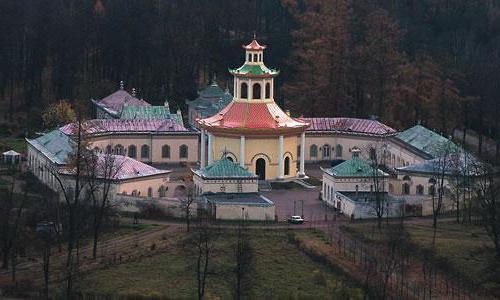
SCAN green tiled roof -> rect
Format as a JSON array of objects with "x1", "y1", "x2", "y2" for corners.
[
  {"x1": 120, "y1": 105, "x2": 170, "y2": 120},
  {"x1": 323, "y1": 156, "x2": 388, "y2": 178},
  {"x1": 229, "y1": 64, "x2": 279, "y2": 77},
  {"x1": 26, "y1": 129, "x2": 75, "y2": 165},
  {"x1": 194, "y1": 159, "x2": 257, "y2": 179},
  {"x1": 396, "y1": 125, "x2": 456, "y2": 158},
  {"x1": 199, "y1": 81, "x2": 225, "y2": 99}
]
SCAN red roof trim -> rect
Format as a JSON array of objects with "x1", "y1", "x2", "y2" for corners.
[{"x1": 242, "y1": 39, "x2": 267, "y2": 50}]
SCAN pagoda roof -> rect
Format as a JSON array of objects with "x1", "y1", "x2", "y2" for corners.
[
  {"x1": 322, "y1": 156, "x2": 388, "y2": 178},
  {"x1": 229, "y1": 64, "x2": 279, "y2": 78},
  {"x1": 93, "y1": 90, "x2": 150, "y2": 116},
  {"x1": 193, "y1": 158, "x2": 257, "y2": 179},
  {"x1": 304, "y1": 117, "x2": 397, "y2": 136},
  {"x1": 198, "y1": 101, "x2": 309, "y2": 135},
  {"x1": 243, "y1": 39, "x2": 267, "y2": 51}
]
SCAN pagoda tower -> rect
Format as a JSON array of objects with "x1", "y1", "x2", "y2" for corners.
[{"x1": 197, "y1": 39, "x2": 309, "y2": 180}]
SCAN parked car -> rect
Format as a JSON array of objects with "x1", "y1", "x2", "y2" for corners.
[{"x1": 288, "y1": 215, "x2": 304, "y2": 224}]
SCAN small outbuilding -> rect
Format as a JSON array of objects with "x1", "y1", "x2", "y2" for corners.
[
  {"x1": 2, "y1": 150, "x2": 21, "y2": 165},
  {"x1": 202, "y1": 192, "x2": 275, "y2": 221}
]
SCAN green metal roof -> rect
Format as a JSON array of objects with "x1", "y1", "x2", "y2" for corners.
[
  {"x1": 120, "y1": 105, "x2": 170, "y2": 120},
  {"x1": 199, "y1": 81, "x2": 225, "y2": 98},
  {"x1": 396, "y1": 125, "x2": 456, "y2": 158},
  {"x1": 26, "y1": 129, "x2": 75, "y2": 165},
  {"x1": 323, "y1": 156, "x2": 388, "y2": 178},
  {"x1": 194, "y1": 158, "x2": 257, "y2": 179},
  {"x1": 229, "y1": 64, "x2": 279, "y2": 77}
]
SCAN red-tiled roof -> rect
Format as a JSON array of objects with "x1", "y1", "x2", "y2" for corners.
[
  {"x1": 96, "y1": 90, "x2": 150, "y2": 115},
  {"x1": 60, "y1": 155, "x2": 170, "y2": 180},
  {"x1": 243, "y1": 39, "x2": 266, "y2": 51},
  {"x1": 303, "y1": 118, "x2": 396, "y2": 136},
  {"x1": 198, "y1": 101, "x2": 308, "y2": 134},
  {"x1": 60, "y1": 119, "x2": 191, "y2": 136}
]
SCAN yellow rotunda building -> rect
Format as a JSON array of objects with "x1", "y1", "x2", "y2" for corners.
[{"x1": 198, "y1": 39, "x2": 309, "y2": 180}]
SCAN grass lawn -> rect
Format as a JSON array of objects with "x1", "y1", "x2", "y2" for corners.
[
  {"x1": 342, "y1": 220, "x2": 500, "y2": 295},
  {"x1": 77, "y1": 230, "x2": 364, "y2": 299},
  {"x1": 0, "y1": 137, "x2": 26, "y2": 153}
]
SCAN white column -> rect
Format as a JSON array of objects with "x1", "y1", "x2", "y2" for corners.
[
  {"x1": 200, "y1": 129, "x2": 206, "y2": 168},
  {"x1": 299, "y1": 132, "x2": 306, "y2": 177},
  {"x1": 278, "y1": 135, "x2": 284, "y2": 179},
  {"x1": 298, "y1": 132, "x2": 306, "y2": 177},
  {"x1": 208, "y1": 133, "x2": 214, "y2": 165},
  {"x1": 239, "y1": 135, "x2": 245, "y2": 168}
]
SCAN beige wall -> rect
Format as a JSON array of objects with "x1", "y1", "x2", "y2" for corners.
[
  {"x1": 27, "y1": 144, "x2": 61, "y2": 191},
  {"x1": 211, "y1": 134, "x2": 299, "y2": 180},
  {"x1": 193, "y1": 175, "x2": 258, "y2": 195},
  {"x1": 303, "y1": 133, "x2": 428, "y2": 170},
  {"x1": 214, "y1": 203, "x2": 275, "y2": 221},
  {"x1": 322, "y1": 171, "x2": 388, "y2": 203},
  {"x1": 117, "y1": 175, "x2": 185, "y2": 198},
  {"x1": 88, "y1": 134, "x2": 199, "y2": 164}
]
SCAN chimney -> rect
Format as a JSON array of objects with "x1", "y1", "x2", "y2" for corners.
[{"x1": 119, "y1": 80, "x2": 124, "y2": 90}]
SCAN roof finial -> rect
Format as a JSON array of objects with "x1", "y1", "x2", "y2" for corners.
[
  {"x1": 253, "y1": 31, "x2": 256, "y2": 40},
  {"x1": 119, "y1": 80, "x2": 124, "y2": 90},
  {"x1": 132, "y1": 88, "x2": 136, "y2": 97}
]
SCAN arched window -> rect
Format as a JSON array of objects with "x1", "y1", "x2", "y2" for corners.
[
  {"x1": 147, "y1": 187, "x2": 153, "y2": 197},
  {"x1": 416, "y1": 185, "x2": 424, "y2": 195},
  {"x1": 105, "y1": 145, "x2": 112, "y2": 154},
  {"x1": 179, "y1": 144, "x2": 188, "y2": 159},
  {"x1": 141, "y1": 145, "x2": 149, "y2": 159},
  {"x1": 253, "y1": 53, "x2": 258, "y2": 62},
  {"x1": 403, "y1": 175, "x2": 411, "y2": 181},
  {"x1": 240, "y1": 82, "x2": 248, "y2": 99},
  {"x1": 322, "y1": 144, "x2": 330, "y2": 158},
  {"x1": 114, "y1": 144, "x2": 124, "y2": 155},
  {"x1": 128, "y1": 145, "x2": 137, "y2": 158},
  {"x1": 369, "y1": 148, "x2": 377, "y2": 160},
  {"x1": 403, "y1": 183, "x2": 410, "y2": 195},
  {"x1": 248, "y1": 53, "x2": 252, "y2": 62},
  {"x1": 226, "y1": 157, "x2": 234, "y2": 162},
  {"x1": 310, "y1": 145, "x2": 318, "y2": 158},
  {"x1": 158, "y1": 186, "x2": 167, "y2": 197},
  {"x1": 284, "y1": 157, "x2": 290, "y2": 176},
  {"x1": 253, "y1": 83, "x2": 261, "y2": 99},
  {"x1": 335, "y1": 145, "x2": 343, "y2": 157},
  {"x1": 259, "y1": 53, "x2": 262, "y2": 61},
  {"x1": 162, "y1": 145, "x2": 170, "y2": 158},
  {"x1": 265, "y1": 83, "x2": 271, "y2": 98}
]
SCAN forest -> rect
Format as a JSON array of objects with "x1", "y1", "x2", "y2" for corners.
[{"x1": 1, "y1": 0, "x2": 499, "y2": 144}]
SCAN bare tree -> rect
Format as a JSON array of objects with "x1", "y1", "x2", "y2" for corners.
[
  {"x1": 430, "y1": 141, "x2": 455, "y2": 231},
  {"x1": 194, "y1": 216, "x2": 215, "y2": 300},
  {"x1": 85, "y1": 152, "x2": 123, "y2": 259},
  {"x1": 362, "y1": 141, "x2": 389, "y2": 229},
  {"x1": 0, "y1": 169, "x2": 27, "y2": 270},
  {"x1": 233, "y1": 219, "x2": 253, "y2": 299},
  {"x1": 471, "y1": 162, "x2": 500, "y2": 257},
  {"x1": 181, "y1": 184, "x2": 195, "y2": 233}
]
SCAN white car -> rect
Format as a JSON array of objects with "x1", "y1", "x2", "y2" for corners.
[{"x1": 288, "y1": 215, "x2": 304, "y2": 224}]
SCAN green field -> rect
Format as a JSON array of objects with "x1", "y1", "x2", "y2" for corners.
[
  {"x1": 77, "y1": 230, "x2": 364, "y2": 299},
  {"x1": 342, "y1": 220, "x2": 500, "y2": 295}
]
